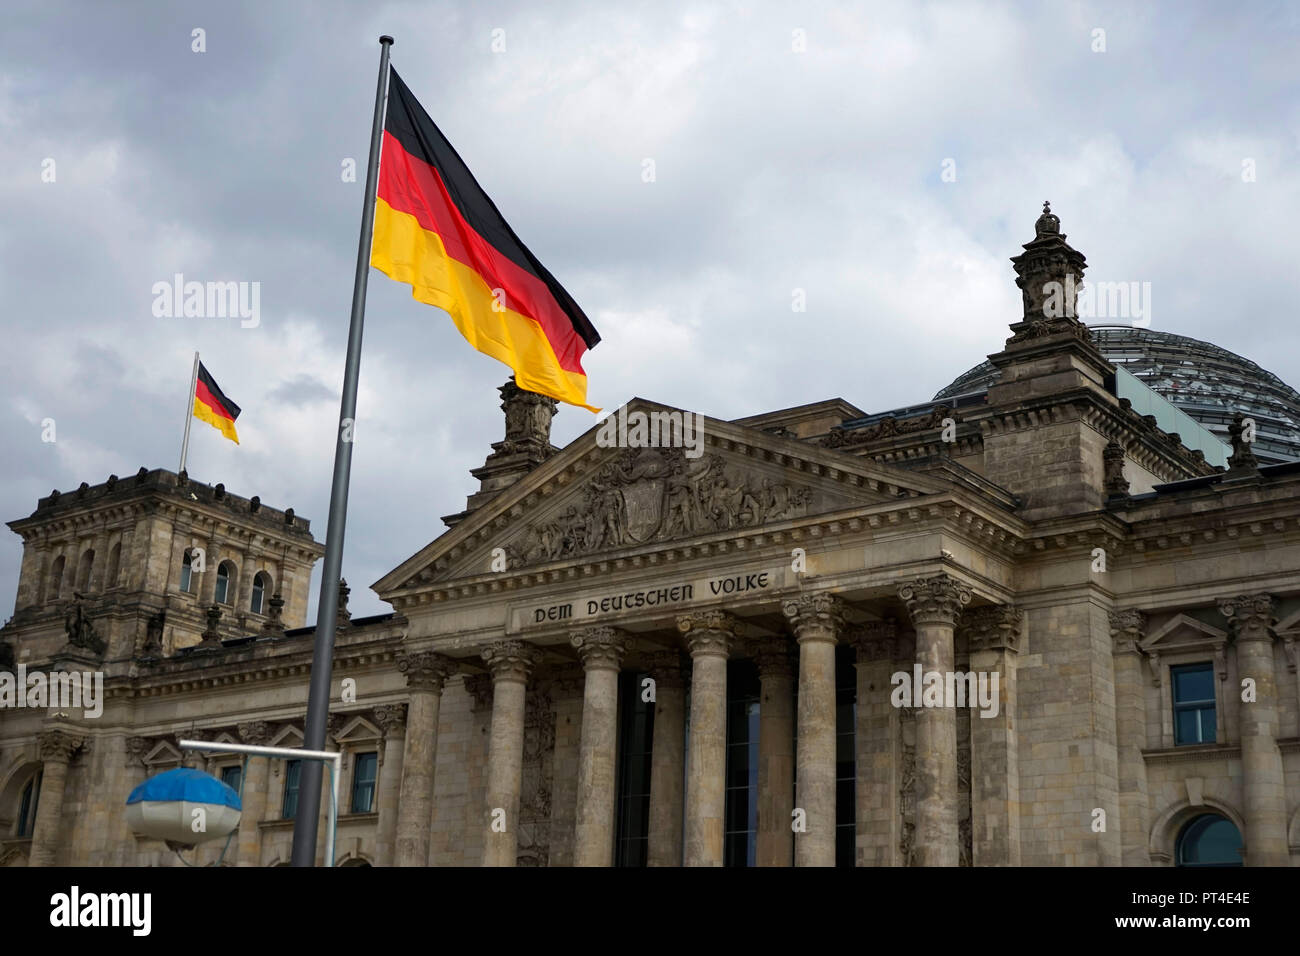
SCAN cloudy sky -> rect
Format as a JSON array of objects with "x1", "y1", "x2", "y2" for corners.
[{"x1": 2, "y1": 0, "x2": 1297, "y2": 622}]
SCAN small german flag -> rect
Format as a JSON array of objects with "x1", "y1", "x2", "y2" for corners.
[
  {"x1": 370, "y1": 68, "x2": 600, "y2": 411},
  {"x1": 193, "y1": 362, "x2": 241, "y2": 444}
]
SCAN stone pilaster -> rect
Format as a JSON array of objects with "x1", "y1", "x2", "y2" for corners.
[
  {"x1": 117, "y1": 737, "x2": 151, "y2": 865},
  {"x1": 645, "y1": 651, "x2": 686, "y2": 867},
  {"x1": 372, "y1": 703, "x2": 408, "y2": 866},
  {"x1": 395, "y1": 652, "x2": 454, "y2": 867},
  {"x1": 854, "y1": 621, "x2": 901, "y2": 866},
  {"x1": 754, "y1": 639, "x2": 796, "y2": 867},
  {"x1": 1109, "y1": 610, "x2": 1150, "y2": 866},
  {"x1": 235, "y1": 720, "x2": 271, "y2": 867},
  {"x1": 964, "y1": 604, "x2": 1024, "y2": 866},
  {"x1": 782, "y1": 593, "x2": 845, "y2": 867},
  {"x1": 480, "y1": 640, "x2": 541, "y2": 866},
  {"x1": 29, "y1": 729, "x2": 86, "y2": 867},
  {"x1": 1219, "y1": 594, "x2": 1289, "y2": 866},
  {"x1": 570, "y1": 626, "x2": 628, "y2": 867},
  {"x1": 898, "y1": 574, "x2": 971, "y2": 866},
  {"x1": 678, "y1": 610, "x2": 737, "y2": 866}
]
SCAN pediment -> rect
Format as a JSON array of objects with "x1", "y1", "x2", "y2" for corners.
[
  {"x1": 1141, "y1": 613, "x2": 1227, "y2": 651},
  {"x1": 336, "y1": 715, "x2": 381, "y2": 742},
  {"x1": 375, "y1": 398, "x2": 951, "y2": 595}
]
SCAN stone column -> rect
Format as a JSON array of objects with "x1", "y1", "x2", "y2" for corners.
[
  {"x1": 373, "y1": 703, "x2": 408, "y2": 866},
  {"x1": 965, "y1": 605, "x2": 1024, "y2": 866},
  {"x1": 1220, "y1": 594, "x2": 1289, "y2": 866},
  {"x1": 782, "y1": 593, "x2": 845, "y2": 867},
  {"x1": 481, "y1": 640, "x2": 541, "y2": 867},
  {"x1": 570, "y1": 626, "x2": 628, "y2": 866},
  {"x1": 854, "y1": 622, "x2": 902, "y2": 866},
  {"x1": 645, "y1": 651, "x2": 686, "y2": 866},
  {"x1": 199, "y1": 537, "x2": 221, "y2": 605},
  {"x1": 898, "y1": 574, "x2": 971, "y2": 867},
  {"x1": 1109, "y1": 610, "x2": 1150, "y2": 866},
  {"x1": 395, "y1": 652, "x2": 454, "y2": 867},
  {"x1": 29, "y1": 729, "x2": 86, "y2": 867},
  {"x1": 235, "y1": 721, "x2": 271, "y2": 866},
  {"x1": 678, "y1": 610, "x2": 737, "y2": 867},
  {"x1": 87, "y1": 527, "x2": 109, "y2": 591},
  {"x1": 754, "y1": 640, "x2": 796, "y2": 867},
  {"x1": 117, "y1": 737, "x2": 152, "y2": 865}
]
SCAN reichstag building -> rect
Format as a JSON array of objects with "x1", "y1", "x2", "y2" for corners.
[{"x1": 3, "y1": 205, "x2": 1298, "y2": 867}]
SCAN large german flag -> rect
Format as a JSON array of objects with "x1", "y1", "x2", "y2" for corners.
[
  {"x1": 193, "y1": 362, "x2": 240, "y2": 444},
  {"x1": 370, "y1": 68, "x2": 600, "y2": 411}
]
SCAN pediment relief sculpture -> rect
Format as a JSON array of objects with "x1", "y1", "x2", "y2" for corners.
[{"x1": 504, "y1": 447, "x2": 814, "y2": 568}]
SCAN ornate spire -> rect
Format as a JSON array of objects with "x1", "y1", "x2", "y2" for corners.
[
  {"x1": 1006, "y1": 200, "x2": 1090, "y2": 343},
  {"x1": 1226, "y1": 412, "x2": 1259, "y2": 476},
  {"x1": 1035, "y1": 200, "x2": 1060, "y2": 238}
]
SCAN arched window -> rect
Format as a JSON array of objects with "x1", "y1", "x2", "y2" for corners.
[
  {"x1": 1176, "y1": 813, "x2": 1243, "y2": 867},
  {"x1": 180, "y1": 550, "x2": 194, "y2": 593},
  {"x1": 49, "y1": 556, "x2": 66, "y2": 602},
  {"x1": 215, "y1": 562, "x2": 234, "y2": 605},
  {"x1": 250, "y1": 571, "x2": 270, "y2": 614},
  {"x1": 105, "y1": 542, "x2": 121, "y2": 590},
  {"x1": 76, "y1": 549, "x2": 94, "y2": 591},
  {"x1": 17, "y1": 771, "x2": 42, "y2": 838}
]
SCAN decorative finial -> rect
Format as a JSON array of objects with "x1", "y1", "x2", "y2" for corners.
[{"x1": 1034, "y1": 201, "x2": 1060, "y2": 238}]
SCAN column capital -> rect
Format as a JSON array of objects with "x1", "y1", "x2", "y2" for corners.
[
  {"x1": 963, "y1": 605, "x2": 1025, "y2": 654},
  {"x1": 237, "y1": 720, "x2": 272, "y2": 746},
  {"x1": 753, "y1": 639, "x2": 796, "y2": 680},
  {"x1": 570, "y1": 626, "x2": 629, "y2": 671},
  {"x1": 781, "y1": 592, "x2": 845, "y2": 642},
  {"x1": 1218, "y1": 593, "x2": 1275, "y2": 642},
  {"x1": 398, "y1": 650, "x2": 457, "y2": 691},
  {"x1": 372, "y1": 703, "x2": 408, "y2": 737},
  {"x1": 677, "y1": 610, "x2": 738, "y2": 658},
  {"x1": 853, "y1": 620, "x2": 898, "y2": 662},
  {"x1": 898, "y1": 574, "x2": 971, "y2": 627},
  {"x1": 1108, "y1": 609, "x2": 1147, "y2": 655},
  {"x1": 38, "y1": 729, "x2": 85, "y2": 763},
  {"x1": 481, "y1": 639, "x2": 542, "y2": 683},
  {"x1": 644, "y1": 650, "x2": 687, "y2": 688},
  {"x1": 464, "y1": 673, "x2": 494, "y2": 711}
]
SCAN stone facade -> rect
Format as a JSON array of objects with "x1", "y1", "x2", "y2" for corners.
[{"x1": 2, "y1": 207, "x2": 1298, "y2": 867}]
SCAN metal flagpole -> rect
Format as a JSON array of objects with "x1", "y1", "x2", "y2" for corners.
[
  {"x1": 178, "y1": 350, "x2": 199, "y2": 473},
  {"x1": 290, "y1": 34, "x2": 393, "y2": 867}
]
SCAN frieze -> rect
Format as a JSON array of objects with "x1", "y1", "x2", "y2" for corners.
[{"x1": 504, "y1": 447, "x2": 812, "y2": 568}]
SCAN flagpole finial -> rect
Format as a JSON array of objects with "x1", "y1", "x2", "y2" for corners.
[{"x1": 380, "y1": 35, "x2": 394, "y2": 45}]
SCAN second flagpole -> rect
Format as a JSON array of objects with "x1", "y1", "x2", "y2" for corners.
[{"x1": 289, "y1": 34, "x2": 393, "y2": 867}]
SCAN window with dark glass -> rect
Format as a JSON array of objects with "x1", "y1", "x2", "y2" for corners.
[
  {"x1": 250, "y1": 572, "x2": 269, "y2": 614},
  {"x1": 282, "y1": 760, "x2": 302, "y2": 819},
  {"x1": 49, "y1": 555, "x2": 65, "y2": 601},
  {"x1": 1177, "y1": 813, "x2": 1242, "y2": 866},
  {"x1": 614, "y1": 671, "x2": 654, "y2": 866},
  {"x1": 215, "y1": 563, "x2": 232, "y2": 604},
  {"x1": 351, "y1": 752, "x2": 378, "y2": 813},
  {"x1": 17, "y1": 772, "x2": 42, "y2": 837},
  {"x1": 724, "y1": 661, "x2": 760, "y2": 867},
  {"x1": 1172, "y1": 663, "x2": 1215, "y2": 745},
  {"x1": 835, "y1": 643, "x2": 857, "y2": 866},
  {"x1": 180, "y1": 551, "x2": 193, "y2": 593},
  {"x1": 220, "y1": 764, "x2": 242, "y2": 796}
]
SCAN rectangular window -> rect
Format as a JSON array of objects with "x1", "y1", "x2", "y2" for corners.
[
  {"x1": 835, "y1": 643, "x2": 857, "y2": 866},
  {"x1": 724, "y1": 661, "x2": 760, "y2": 867},
  {"x1": 220, "y1": 764, "x2": 242, "y2": 795},
  {"x1": 1172, "y1": 663, "x2": 1216, "y2": 745},
  {"x1": 282, "y1": 760, "x2": 302, "y2": 819},
  {"x1": 614, "y1": 671, "x2": 654, "y2": 866},
  {"x1": 351, "y1": 752, "x2": 378, "y2": 813}
]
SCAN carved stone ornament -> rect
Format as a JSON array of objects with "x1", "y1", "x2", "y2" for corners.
[
  {"x1": 398, "y1": 650, "x2": 456, "y2": 691},
  {"x1": 125, "y1": 736, "x2": 151, "y2": 769},
  {"x1": 63, "y1": 593, "x2": 106, "y2": 656},
  {"x1": 898, "y1": 575, "x2": 972, "y2": 627},
  {"x1": 1107, "y1": 609, "x2": 1146, "y2": 655},
  {"x1": 1103, "y1": 440, "x2": 1130, "y2": 497},
  {"x1": 781, "y1": 592, "x2": 845, "y2": 641},
  {"x1": 644, "y1": 650, "x2": 686, "y2": 687},
  {"x1": 1226, "y1": 412, "x2": 1259, "y2": 474},
  {"x1": 481, "y1": 640, "x2": 542, "y2": 683},
  {"x1": 38, "y1": 729, "x2": 85, "y2": 763},
  {"x1": 505, "y1": 447, "x2": 812, "y2": 568},
  {"x1": 753, "y1": 640, "x2": 796, "y2": 680},
  {"x1": 854, "y1": 620, "x2": 898, "y2": 662},
  {"x1": 372, "y1": 703, "x2": 408, "y2": 736},
  {"x1": 238, "y1": 720, "x2": 272, "y2": 746},
  {"x1": 963, "y1": 605, "x2": 1025, "y2": 654},
  {"x1": 1218, "y1": 593, "x2": 1275, "y2": 642},
  {"x1": 824, "y1": 406, "x2": 952, "y2": 450},
  {"x1": 570, "y1": 626, "x2": 628, "y2": 671},
  {"x1": 677, "y1": 610, "x2": 739, "y2": 657}
]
